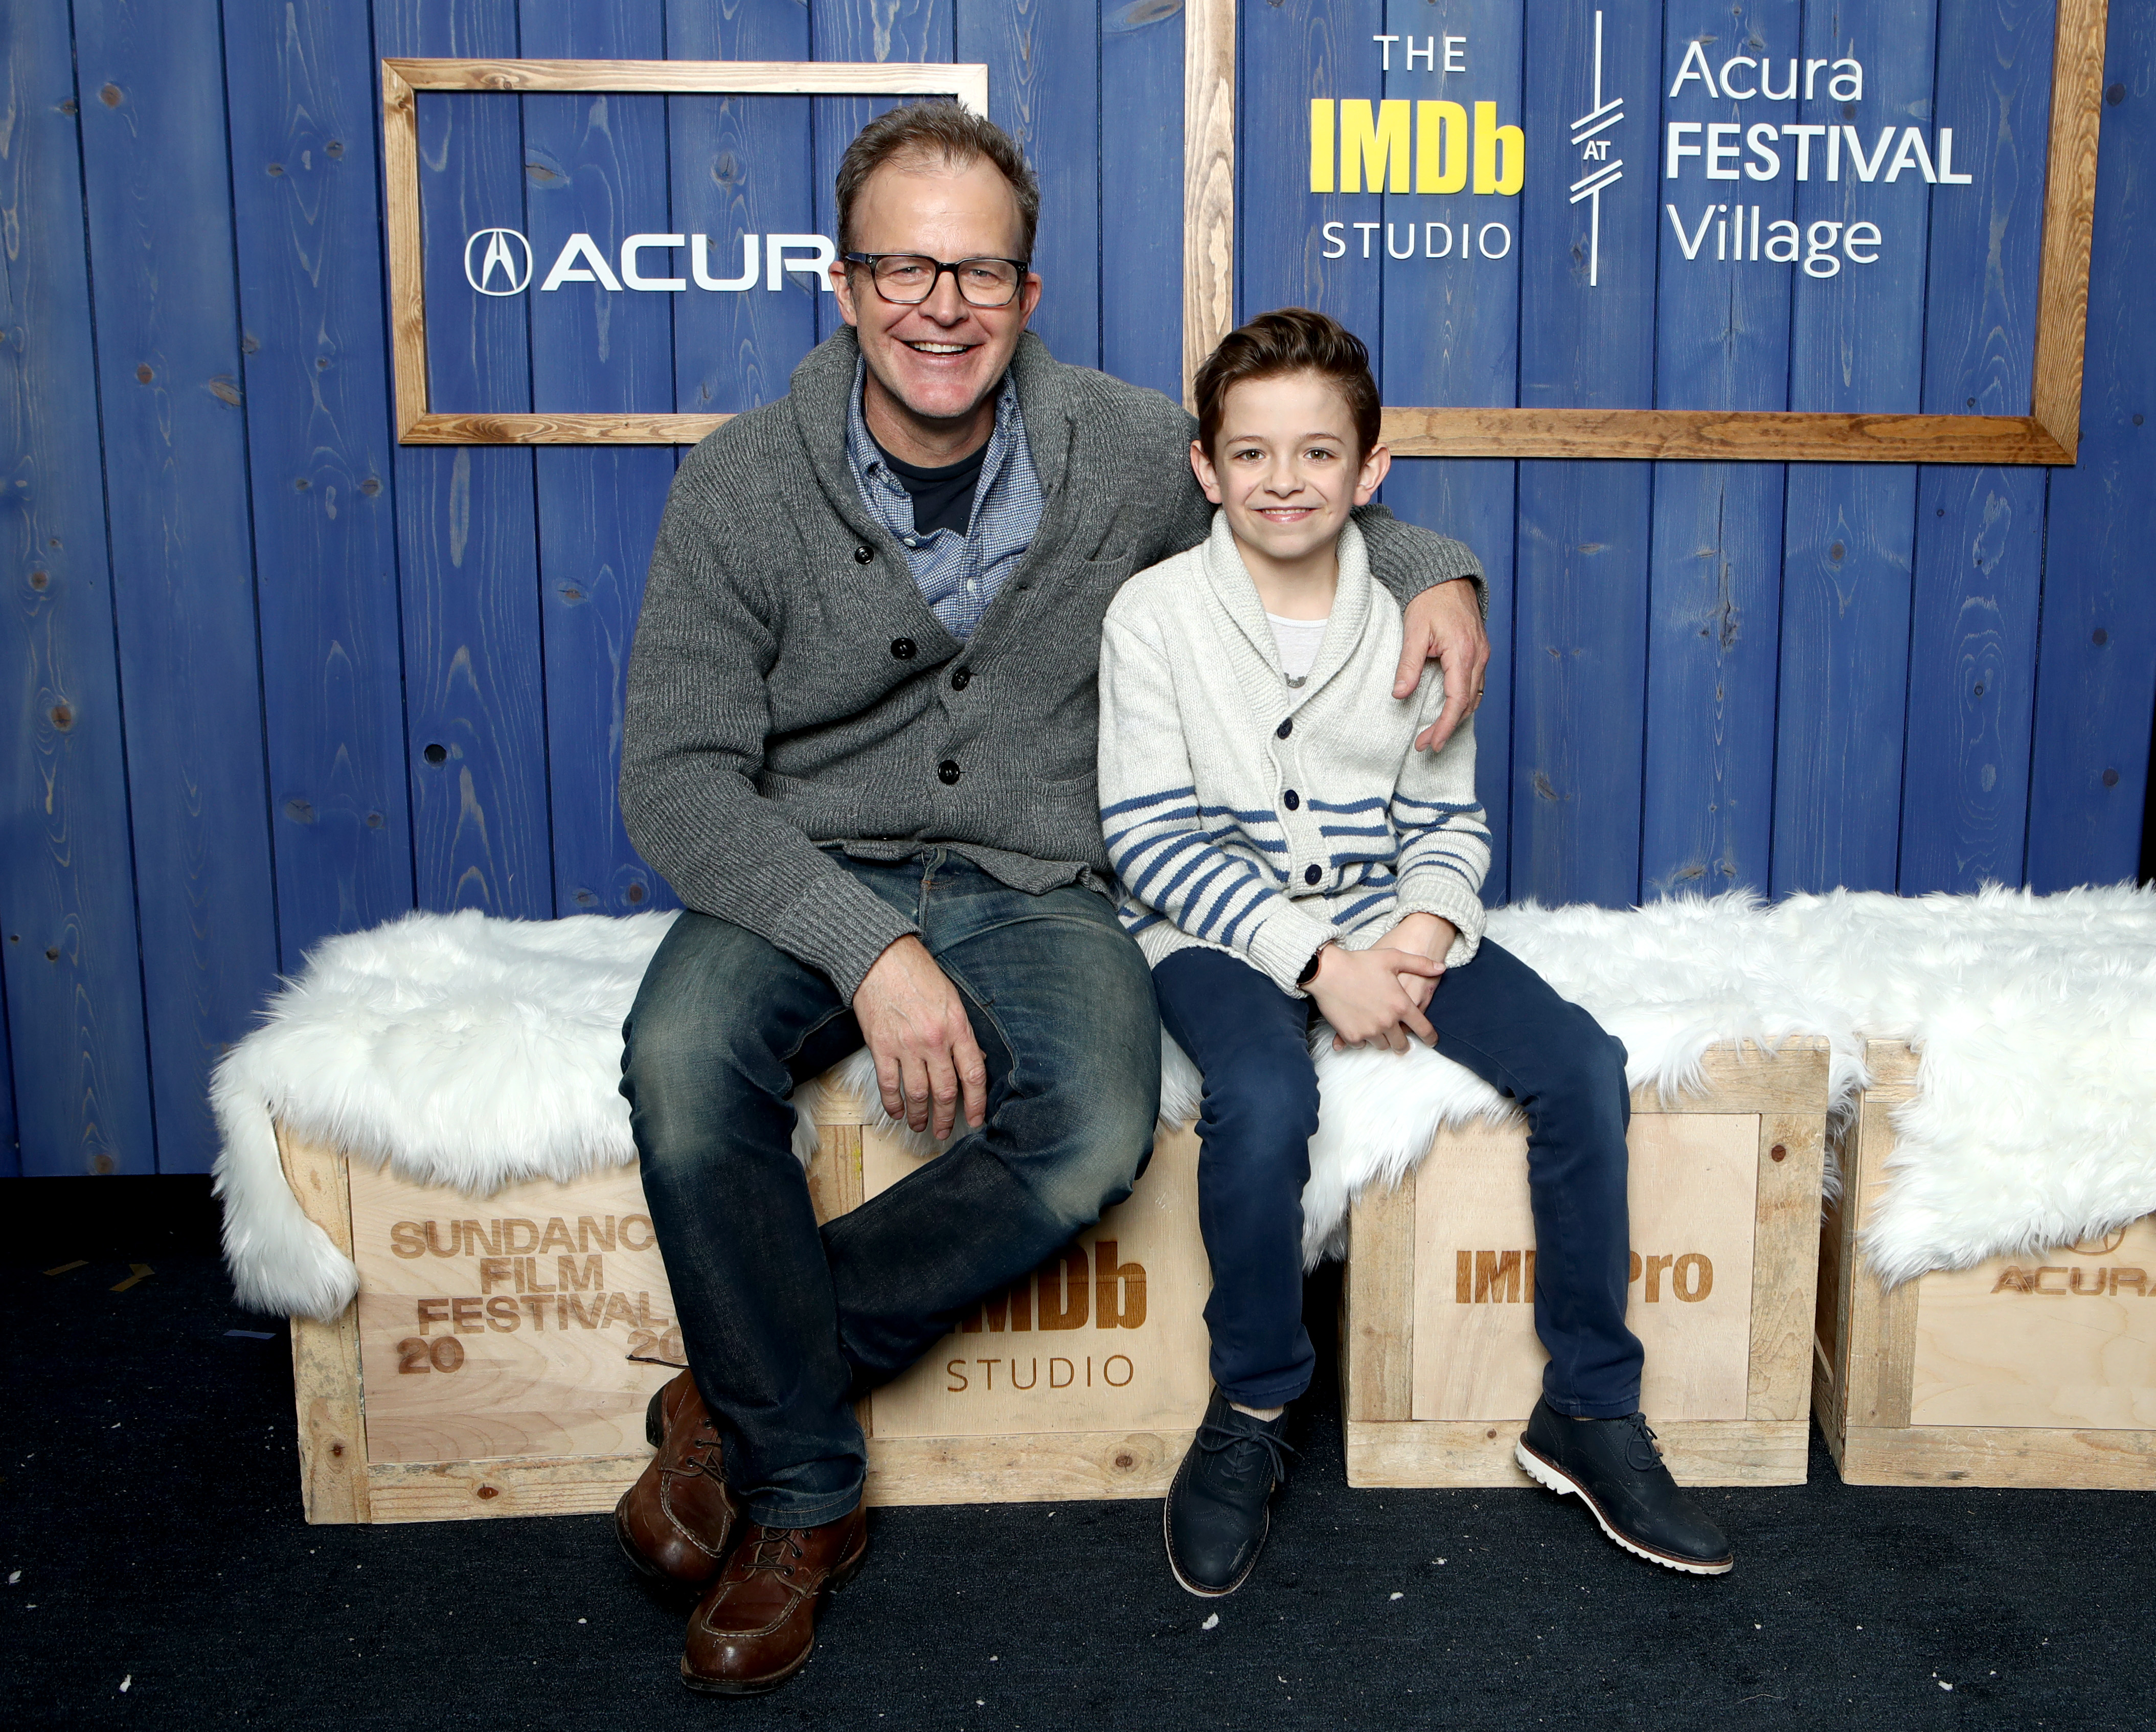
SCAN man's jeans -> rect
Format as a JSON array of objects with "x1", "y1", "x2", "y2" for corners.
[{"x1": 621, "y1": 851, "x2": 1161, "y2": 1528}]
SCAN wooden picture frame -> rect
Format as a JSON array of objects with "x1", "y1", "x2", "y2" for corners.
[
  {"x1": 379, "y1": 58, "x2": 989, "y2": 445},
  {"x1": 1181, "y1": 0, "x2": 2109, "y2": 463},
  {"x1": 385, "y1": 1, "x2": 2105, "y2": 460}
]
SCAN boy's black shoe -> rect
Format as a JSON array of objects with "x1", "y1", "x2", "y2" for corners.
[
  {"x1": 1163, "y1": 1389, "x2": 1297, "y2": 1597},
  {"x1": 1515, "y1": 1398, "x2": 1734, "y2": 1575}
]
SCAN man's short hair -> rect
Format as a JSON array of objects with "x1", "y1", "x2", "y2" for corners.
[
  {"x1": 1193, "y1": 308, "x2": 1383, "y2": 462},
  {"x1": 834, "y1": 103, "x2": 1041, "y2": 262}
]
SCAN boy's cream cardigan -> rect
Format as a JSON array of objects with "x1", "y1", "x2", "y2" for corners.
[{"x1": 1096, "y1": 511, "x2": 1491, "y2": 997}]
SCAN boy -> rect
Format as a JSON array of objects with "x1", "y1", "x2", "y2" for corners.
[{"x1": 1095, "y1": 310, "x2": 1733, "y2": 1594}]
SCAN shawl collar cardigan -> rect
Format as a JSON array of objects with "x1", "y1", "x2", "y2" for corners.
[
  {"x1": 1097, "y1": 513, "x2": 1492, "y2": 996},
  {"x1": 621, "y1": 326, "x2": 1484, "y2": 1001}
]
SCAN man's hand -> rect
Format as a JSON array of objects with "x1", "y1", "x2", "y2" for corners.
[
  {"x1": 1307, "y1": 944, "x2": 1442, "y2": 1054},
  {"x1": 854, "y1": 936, "x2": 988, "y2": 1139},
  {"x1": 1385, "y1": 912, "x2": 1459, "y2": 1010},
  {"x1": 1394, "y1": 579, "x2": 1492, "y2": 754}
]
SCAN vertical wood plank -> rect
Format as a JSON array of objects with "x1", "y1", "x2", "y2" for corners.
[
  {"x1": 1773, "y1": 465, "x2": 1919, "y2": 894},
  {"x1": 809, "y1": 1110, "x2": 873, "y2": 1442},
  {"x1": 1181, "y1": 0, "x2": 1236, "y2": 397},
  {"x1": 277, "y1": 1126, "x2": 370, "y2": 1523},
  {"x1": 1099, "y1": 0, "x2": 1184, "y2": 402},
  {"x1": 379, "y1": 1, "x2": 553, "y2": 918},
  {"x1": 1842, "y1": 1041, "x2": 1920, "y2": 1430},
  {"x1": 2027, "y1": 0, "x2": 2156, "y2": 889},
  {"x1": 1235, "y1": 0, "x2": 1380, "y2": 339},
  {"x1": 812, "y1": 1, "x2": 956, "y2": 348},
  {"x1": 1813, "y1": 1150, "x2": 1852, "y2": 1456},
  {"x1": 1642, "y1": 1, "x2": 1800, "y2": 902},
  {"x1": 1643, "y1": 460, "x2": 1787, "y2": 898},
  {"x1": 1385, "y1": 457, "x2": 1518, "y2": 907},
  {"x1": 1773, "y1": 0, "x2": 1937, "y2": 896},
  {"x1": 662, "y1": 0, "x2": 815, "y2": 921},
  {"x1": 221, "y1": 0, "x2": 416, "y2": 967},
  {"x1": 1376, "y1": 0, "x2": 1521, "y2": 904},
  {"x1": 1346, "y1": 1176, "x2": 1417, "y2": 1422},
  {"x1": 0, "y1": 4, "x2": 157, "y2": 1176},
  {"x1": 1745, "y1": 1108, "x2": 1825, "y2": 1423},
  {"x1": 959, "y1": 0, "x2": 1099, "y2": 371},
  {"x1": 668, "y1": 0, "x2": 816, "y2": 418},
  {"x1": 807, "y1": 1122, "x2": 866, "y2": 1225},
  {"x1": 0, "y1": 989, "x2": 16, "y2": 1177},
  {"x1": 519, "y1": 0, "x2": 677, "y2": 918},
  {"x1": 75, "y1": 0, "x2": 281, "y2": 1173},
  {"x1": 1511, "y1": 0, "x2": 1659, "y2": 907},
  {"x1": 1899, "y1": 0, "x2": 2057, "y2": 892},
  {"x1": 2028, "y1": 0, "x2": 2109, "y2": 457},
  {"x1": 381, "y1": 63, "x2": 426, "y2": 434}
]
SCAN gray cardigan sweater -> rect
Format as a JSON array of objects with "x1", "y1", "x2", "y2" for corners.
[{"x1": 620, "y1": 327, "x2": 1484, "y2": 1002}]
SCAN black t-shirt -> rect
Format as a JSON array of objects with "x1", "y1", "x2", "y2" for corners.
[{"x1": 875, "y1": 438, "x2": 989, "y2": 538}]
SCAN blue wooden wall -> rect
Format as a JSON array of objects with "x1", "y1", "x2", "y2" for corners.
[{"x1": 1, "y1": 0, "x2": 2149, "y2": 1177}]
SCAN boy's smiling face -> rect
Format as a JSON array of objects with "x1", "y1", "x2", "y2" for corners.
[{"x1": 1190, "y1": 371, "x2": 1391, "y2": 578}]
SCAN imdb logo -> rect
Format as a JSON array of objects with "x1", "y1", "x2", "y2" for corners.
[
  {"x1": 1453, "y1": 1248, "x2": 1716, "y2": 1305},
  {"x1": 958, "y1": 1239, "x2": 1147, "y2": 1335}
]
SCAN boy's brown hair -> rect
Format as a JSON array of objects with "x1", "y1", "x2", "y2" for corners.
[
  {"x1": 834, "y1": 102, "x2": 1041, "y2": 262},
  {"x1": 1193, "y1": 308, "x2": 1382, "y2": 460}
]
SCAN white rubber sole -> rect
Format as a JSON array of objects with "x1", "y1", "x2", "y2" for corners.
[
  {"x1": 1162, "y1": 1490, "x2": 1265, "y2": 1599},
  {"x1": 1513, "y1": 1441, "x2": 1735, "y2": 1576}
]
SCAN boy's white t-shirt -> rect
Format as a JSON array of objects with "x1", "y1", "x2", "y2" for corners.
[{"x1": 1265, "y1": 611, "x2": 1329, "y2": 685}]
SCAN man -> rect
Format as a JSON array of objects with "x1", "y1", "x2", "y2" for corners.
[{"x1": 615, "y1": 103, "x2": 1489, "y2": 1696}]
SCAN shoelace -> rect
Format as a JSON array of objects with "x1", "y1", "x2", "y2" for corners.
[
  {"x1": 1194, "y1": 1420, "x2": 1299, "y2": 1489},
  {"x1": 1619, "y1": 1413, "x2": 1665, "y2": 1473},
  {"x1": 734, "y1": 1528, "x2": 807, "y2": 1578},
  {"x1": 685, "y1": 1426, "x2": 726, "y2": 1481},
  {"x1": 665, "y1": 1412, "x2": 727, "y2": 1481}
]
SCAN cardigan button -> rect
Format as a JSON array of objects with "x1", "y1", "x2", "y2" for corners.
[
  {"x1": 938, "y1": 759, "x2": 962, "y2": 785},
  {"x1": 1276, "y1": 718, "x2": 1292, "y2": 739},
  {"x1": 950, "y1": 667, "x2": 971, "y2": 691},
  {"x1": 1305, "y1": 865, "x2": 1323, "y2": 886},
  {"x1": 854, "y1": 545, "x2": 874, "y2": 564},
  {"x1": 1283, "y1": 789, "x2": 1300, "y2": 810},
  {"x1": 891, "y1": 638, "x2": 917, "y2": 661}
]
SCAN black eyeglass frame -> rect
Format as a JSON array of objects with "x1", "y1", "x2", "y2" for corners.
[{"x1": 839, "y1": 252, "x2": 1035, "y2": 309}]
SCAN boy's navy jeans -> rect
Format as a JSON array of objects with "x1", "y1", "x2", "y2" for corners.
[
  {"x1": 1151, "y1": 939, "x2": 1645, "y2": 1416},
  {"x1": 620, "y1": 851, "x2": 1160, "y2": 1528}
]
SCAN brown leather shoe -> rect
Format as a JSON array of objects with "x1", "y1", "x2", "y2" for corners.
[
  {"x1": 615, "y1": 1371, "x2": 736, "y2": 1591},
  {"x1": 679, "y1": 1507, "x2": 869, "y2": 1696}
]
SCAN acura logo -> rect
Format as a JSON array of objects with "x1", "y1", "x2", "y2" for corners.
[
  {"x1": 459, "y1": 227, "x2": 835, "y2": 295},
  {"x1": 464, "y1": 227, "x2": 534, "y2": 296}
]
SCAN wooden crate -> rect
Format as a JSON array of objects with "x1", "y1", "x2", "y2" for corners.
[
  {"x1": 1814, "y1": 1039, "x2": 2156, "y2": 1490},
  {"x1": 281, "y1": 1081, "x2": 1212, "y2": 1524},
  {"x1": 1342, "y1": 1040, "x2": 1831, "y2": 1489}
]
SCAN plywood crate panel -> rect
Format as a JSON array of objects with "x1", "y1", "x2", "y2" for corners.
[
  {"x1": 1814, "y1": 1040, "x2": 2156, "y2": 1490},
  {"x1": 851, "y1": 1120, "x2": 1212, "y2": 1503},
  {"x1": 1343, "y1": 1040, "x2": 1831, "y2": 1489},
  {"x1": 282, "y1": 1085, "x2": 1212, "y2": 1524}
]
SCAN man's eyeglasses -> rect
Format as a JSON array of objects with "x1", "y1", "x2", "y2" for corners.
[{"x1": 842, "y1": 253, "x2": 1031, "y2": 309}]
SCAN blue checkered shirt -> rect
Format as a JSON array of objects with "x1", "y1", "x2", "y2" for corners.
[{"x1": 845, "y1": 362, "x2": 1042, "y2": 642}]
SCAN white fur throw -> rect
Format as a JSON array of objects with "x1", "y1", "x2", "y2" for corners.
[{"x1": 214, "y1": 886, "x2": 2156, "y2": 1321}]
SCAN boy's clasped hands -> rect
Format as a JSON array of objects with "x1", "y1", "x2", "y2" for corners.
[{"x1": 1305, "y1": 912, "x2": 1458, "y2": 1053}]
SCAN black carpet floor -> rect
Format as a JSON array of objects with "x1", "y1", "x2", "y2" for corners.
[{"x1": 5, "y1": 1178, "x2": 2153, "y2": 1731}]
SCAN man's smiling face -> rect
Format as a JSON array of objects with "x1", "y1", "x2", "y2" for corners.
[{"x1": 831, "y1": 155, "x2": 1042, "y2": 461}]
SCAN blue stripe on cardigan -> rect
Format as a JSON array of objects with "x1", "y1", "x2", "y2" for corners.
[{"x1": 1102, "y1": 784, "x2": 1197, "y2": 821}]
